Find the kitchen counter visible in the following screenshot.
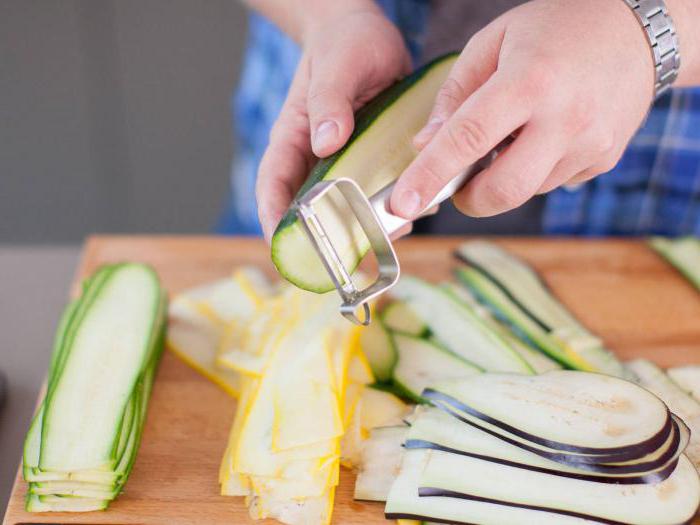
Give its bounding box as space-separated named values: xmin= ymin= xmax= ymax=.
xmin=0 ymin=246 xmax=79 ymax=513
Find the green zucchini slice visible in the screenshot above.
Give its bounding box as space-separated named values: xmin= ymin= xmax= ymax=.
xmin=39 ymin=264 xmax=162 ymax=472
xmin=358 ymin=318 xmax=397 ymax=383
xmin=392 ymin=334 xmax=480 ymax=403
xmin=390 ymin=276 xmax=532 ymax=374
xmin=455 ymin=241 xmax=624 ymax=376
xmin=23 ymin=263 xmax=166 ymax=512
xmin=382 ymin=301 xmax=429 ymax=337
xmin=441 ymin=282 xmax=561 ymax=374
xmin=650 ymin=236 xmax=700 ymax=290
xmin=271 ymin=53 xmax=458 ymax=293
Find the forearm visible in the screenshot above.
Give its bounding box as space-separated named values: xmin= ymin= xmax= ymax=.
xmin=241 ymin=0 xmax=381 ymax=44
xmin=665 ymin=0 xmax=700 ymax=86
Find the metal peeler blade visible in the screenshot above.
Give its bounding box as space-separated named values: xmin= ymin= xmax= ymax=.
xmin=294 ymin=177 xmax=399 ymax=326
xmin=293 ymin=137 xmax=513 ymax=325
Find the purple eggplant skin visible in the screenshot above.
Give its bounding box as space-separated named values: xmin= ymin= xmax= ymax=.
xmin=403 ymin=439 xmax=679 ymax=485
xmin=428 ymin=399 xmax=686 ymax=475
xmin=409 ymin=488 xmax=697 ymax=525
xmin=385 ymin=514 xmax=472 ymax=525
xmin=423 ymin=388 xmax=673 ymax=460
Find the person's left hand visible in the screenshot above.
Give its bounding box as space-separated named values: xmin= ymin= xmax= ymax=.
xmin=255 ymin=5 xmax=411 ymax=242
xmin=390 ymin=0 xmax=656 ymax=220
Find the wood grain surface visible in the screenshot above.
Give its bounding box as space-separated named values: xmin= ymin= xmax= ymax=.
xmin=4 ymin=235 xmax=700 ymax=525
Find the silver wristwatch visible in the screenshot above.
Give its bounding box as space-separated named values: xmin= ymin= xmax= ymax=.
xmin=623 ymin=0 xmax=681 ymax=98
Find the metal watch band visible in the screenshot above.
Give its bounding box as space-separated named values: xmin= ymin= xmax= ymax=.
xmin=623 ymin=0 xmax=681 ymax=98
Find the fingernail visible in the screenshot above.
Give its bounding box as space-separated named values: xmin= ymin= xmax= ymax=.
xmin=313 ymin=120 xmax=338 ymax=155
xmin=414 ymin=117 xmax=443 ymax=147
xmin=396 ymin=189 xmax=421 ymax=218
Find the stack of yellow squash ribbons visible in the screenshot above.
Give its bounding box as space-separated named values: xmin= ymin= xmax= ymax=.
xmin=167 ymin=267 xmax=407 ymax=525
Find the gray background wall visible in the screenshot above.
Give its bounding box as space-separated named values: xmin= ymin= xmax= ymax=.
xmin=1 ymin=0 xmax=249 ymax=243
xmin=0 ymin=0 xmax=249 ymax=513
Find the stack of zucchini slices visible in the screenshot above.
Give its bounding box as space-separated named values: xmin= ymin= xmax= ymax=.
xmin=382 ymin=371 xmax=700 ymax=525
xmin=22 ymin=263 xmax=166 ymax=512
xmin=455 ymin=240 xmax=624 ymax=376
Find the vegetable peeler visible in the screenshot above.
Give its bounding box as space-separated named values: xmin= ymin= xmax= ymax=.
xmin=293 ymin=141 xmax=510 ymax=326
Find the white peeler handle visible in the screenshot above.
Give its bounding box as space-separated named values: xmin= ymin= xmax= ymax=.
xmin=368 ymin=137 xmax=512 ymax=235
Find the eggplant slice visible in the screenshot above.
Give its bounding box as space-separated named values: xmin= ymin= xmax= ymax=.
xmin=430 ymin=399 xmax=686 ymax=475
xmin=386 ymin=451 xmax=610 ymax=525
xmin=417 ymin=450 xmax=699 ymax=525
xmin=403 ymin=407 xmax=685 ymax=484
xmin=423 ymin=372 xmax=671 ymax=458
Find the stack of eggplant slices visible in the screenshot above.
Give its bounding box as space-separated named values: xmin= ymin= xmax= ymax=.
xmin=365 ymin=371 xmax=700 ymax=524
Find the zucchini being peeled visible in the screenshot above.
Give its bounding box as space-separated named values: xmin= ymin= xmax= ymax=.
xmin=271 ymin=53 xmax=458 ymax=293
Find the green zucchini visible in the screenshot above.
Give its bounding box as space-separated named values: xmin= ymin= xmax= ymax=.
xmin=39 ymin=265 xmax=162 ymax=472
xmin=358 ymin=318 xmax=397 ymax=383
xmin=271 ymin=53 xmax=458 ymax=293
xmin=392 ymin=334 xmax=480 ymax=403
xmin=650 ymin=236 xmax=700 ymax=290
xmin=25 ymin=494 xmax=108 ymax=512
xmin=382 ymin=301 xmax=429 ymax=337
xmin=390 ymin=276 xmax=533 ymax=374
xmin=441 ymin=283 xmax=561 ymax=374
xmin=455 ymin=241 xmax=624 ymax=376
xmin=23 ymin=263 xmax=166 ymax=512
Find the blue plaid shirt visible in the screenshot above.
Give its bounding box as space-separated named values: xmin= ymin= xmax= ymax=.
xmin=217 ymin=4 xmax=700 ymax=237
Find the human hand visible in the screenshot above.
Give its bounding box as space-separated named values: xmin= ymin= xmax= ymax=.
xmin=390 ymin=0 xmax=658 ymax=220
xmin=256 ymin=4 xmax=411 ymax=242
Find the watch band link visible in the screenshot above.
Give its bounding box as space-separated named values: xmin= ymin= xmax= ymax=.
xmin=623 ymin=0 xmax=681 ymax=98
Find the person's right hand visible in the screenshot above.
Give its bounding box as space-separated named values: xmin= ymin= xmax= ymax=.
xmin=256 ymin=3 xmax=411 ymax=242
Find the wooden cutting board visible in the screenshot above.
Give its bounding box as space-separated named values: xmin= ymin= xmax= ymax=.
xmin=4 ymin=235 xmax=700 ymax=525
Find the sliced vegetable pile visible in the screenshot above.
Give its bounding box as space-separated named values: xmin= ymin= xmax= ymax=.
xmin=357 ymin=240 xmax=644 ymax=405
xmin=22 ymin=263 xmax=166 ymax=512
xmin=626 ymin=359 xmax=700 ymax=471
xmin=167 ymin=267 xmax=276 ymax=397
xmin=20 ymin=235 xmax=700 ymax=523
xmin=455 ymin=240 xmax=624 ymax=375
xmin=368 ymin=371 xmax=700 ymax=525
xmin=650 ymin=236 xmax=700 ymax=290
xmin=167 ymin=270 xmax=409 ymax=525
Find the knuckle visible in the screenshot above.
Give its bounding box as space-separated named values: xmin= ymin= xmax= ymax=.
xmin=306 ymin=85 xmax=333 ymax=107
xmin=484 ymin=179 xmax=530 ymax=211
xmin=269 ymin=116 xmax=309 ymax=148
xmin=436 ymin=78 xmax=466 ymax=110
xmin=564 ymin=98 xmax=596 ymax=134
xmin=270 ymin=102 xmax=309 ymax=143
xmin=445 ymin=117 xmax=490 ymax=161
xmin=418 ymin=158 xmax=450 ymax=195
xmin=519 ymin=58 xmax=559 ymax=99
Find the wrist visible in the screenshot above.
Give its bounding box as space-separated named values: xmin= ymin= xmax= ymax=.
xmin=298 ymin=0 xmax=384 ymax=47
xmin=664 ymin=0 xmax=700 ymax=85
